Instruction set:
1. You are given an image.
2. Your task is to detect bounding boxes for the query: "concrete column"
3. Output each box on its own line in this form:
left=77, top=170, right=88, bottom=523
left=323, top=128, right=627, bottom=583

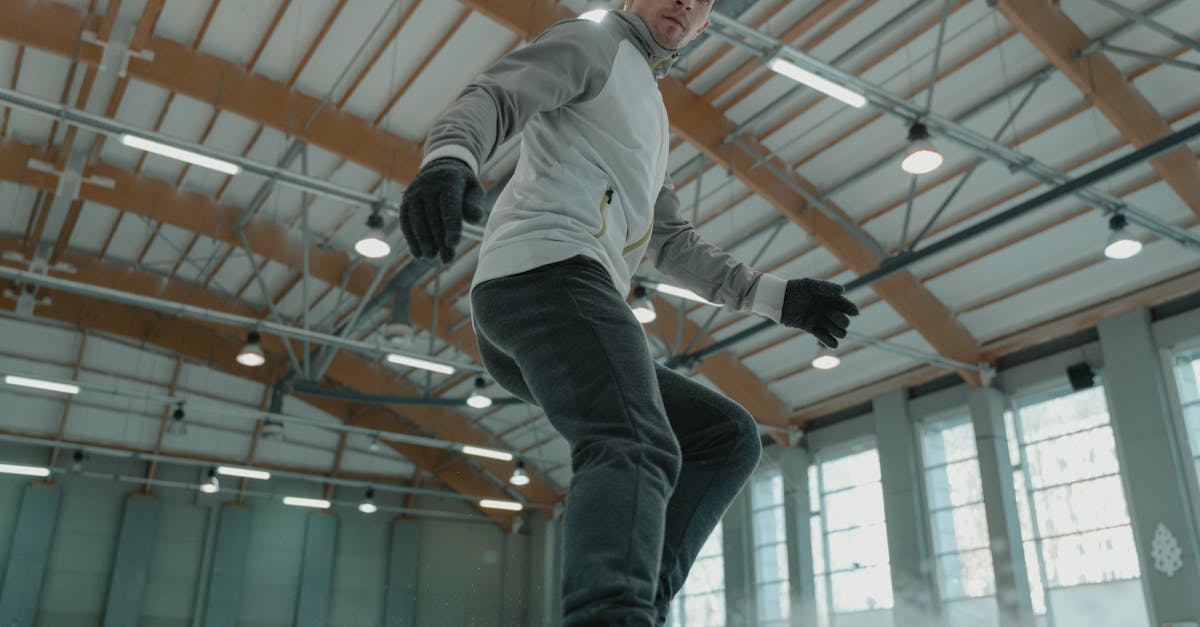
left=295, top=512, right=337, bottom=627
left=723, top=488, right=756, bottom=627
left=102, top=493, right=160, bottom=627
left=0, top=483, right=61, bottom=627
left=872, top=388, right=939, bottom=626
left=200, top=503, right=253, bottom=627
left=500, top=522, right=529, bottom=627
left=384, top=518, right=419, bottom=627
left=775, top=445, right=818, bottom=627
left=526, top=513, right=562, bottom=627
left=1097, top=307, right=1200, bottom=625
left=968, top=387, right=1035, bottom=627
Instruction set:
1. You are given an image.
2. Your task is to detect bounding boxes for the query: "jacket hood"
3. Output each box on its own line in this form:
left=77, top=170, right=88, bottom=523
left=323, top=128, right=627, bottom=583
left=608, top=11, right=680, bottom=79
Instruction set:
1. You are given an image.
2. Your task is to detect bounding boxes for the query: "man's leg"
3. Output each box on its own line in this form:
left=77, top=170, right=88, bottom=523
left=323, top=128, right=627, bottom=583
left=650, top=364, right=763, bottom=625
left=471, top=256, right=682, bottom=627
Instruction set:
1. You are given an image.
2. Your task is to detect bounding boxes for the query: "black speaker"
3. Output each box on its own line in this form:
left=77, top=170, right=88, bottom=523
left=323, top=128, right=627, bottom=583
left=1067, top=362, right=1095, bottom=391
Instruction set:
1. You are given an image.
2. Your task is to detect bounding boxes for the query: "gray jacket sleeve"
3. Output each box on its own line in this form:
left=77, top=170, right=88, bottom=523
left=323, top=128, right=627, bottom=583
left=646, top=174, right=766, bottom=311
left=421, top=19, right=614, bottom=173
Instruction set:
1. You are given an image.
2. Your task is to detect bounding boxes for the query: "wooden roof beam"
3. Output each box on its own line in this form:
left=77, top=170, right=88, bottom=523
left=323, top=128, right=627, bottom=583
left=996, top=0, right=1200, bottom=219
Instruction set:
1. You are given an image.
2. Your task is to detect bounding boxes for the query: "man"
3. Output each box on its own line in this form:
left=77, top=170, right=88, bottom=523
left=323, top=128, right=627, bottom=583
left=400, top=1, right=859, bottom=625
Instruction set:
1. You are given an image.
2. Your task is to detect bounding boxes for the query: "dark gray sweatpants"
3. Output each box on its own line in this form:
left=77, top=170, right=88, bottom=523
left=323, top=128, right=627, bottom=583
left=471, top=254, right=763, bottom=627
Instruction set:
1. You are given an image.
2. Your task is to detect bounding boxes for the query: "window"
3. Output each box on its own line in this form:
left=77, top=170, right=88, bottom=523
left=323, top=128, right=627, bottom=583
left=1172, top=348, right=1200, bottom=490
left=752, top=466, right=790, bottom=626
left=809, top=444, right=893, bottom=627
left=921, top=415, right=996, bottom=626
left=1006, top=384, right=1146, bottom=625
left=667, top=521, right=725, bottom=627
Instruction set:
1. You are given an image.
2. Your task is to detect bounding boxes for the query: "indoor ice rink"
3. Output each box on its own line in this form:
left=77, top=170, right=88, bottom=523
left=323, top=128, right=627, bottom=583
left=0, top=0, right=1199, bottom=625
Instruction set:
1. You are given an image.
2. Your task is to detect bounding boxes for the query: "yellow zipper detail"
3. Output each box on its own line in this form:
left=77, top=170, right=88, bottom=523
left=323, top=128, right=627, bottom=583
left=592, top=185, right=614, bottom=238
left=623, top=223, right=653, bottom=255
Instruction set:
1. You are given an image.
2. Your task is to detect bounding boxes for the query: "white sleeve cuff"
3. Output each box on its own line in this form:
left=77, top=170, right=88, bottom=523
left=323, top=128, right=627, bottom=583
left=421, top=145, right=479, bottom=175
left=749, top=273, right=787, bottom=324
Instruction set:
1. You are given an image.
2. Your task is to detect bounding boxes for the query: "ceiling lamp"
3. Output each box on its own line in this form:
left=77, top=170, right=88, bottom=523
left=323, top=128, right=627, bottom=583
left=200, top=467, right=220, bottom=494
left=355, top=212, right=391, bottom=258
left=467, top=376, right=493, bottom=409
left=580, top=9, right=608, bottom=22
left=260, top=418, right=285, bottom=441
left=359, top=488, right=378, bottom=514
left=811, top=344, right=841, bottom=370
left=631, top=285, right=656, bottom=324
left=167, top=403, right=187, bottom=435
left=1104, top=214, right=1142, bottom=260
left=236, top=331, right=266, bottom=367
left=217, top=465, right=271, bottom=480
left=510, top=460, right=531, bottom=486
left=71, top=450, right=85, bottom=473
left=900, top=122, right=943, bottom=175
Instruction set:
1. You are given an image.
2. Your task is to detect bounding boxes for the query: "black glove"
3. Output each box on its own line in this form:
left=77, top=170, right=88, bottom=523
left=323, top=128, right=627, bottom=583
left=400, top=157, right=484, bottom=263
left=780, top=278, right=860, bottom=349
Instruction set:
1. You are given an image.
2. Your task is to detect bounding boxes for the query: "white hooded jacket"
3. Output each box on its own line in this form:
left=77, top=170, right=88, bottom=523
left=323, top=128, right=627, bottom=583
left=422, top=11, right=786, bottom=320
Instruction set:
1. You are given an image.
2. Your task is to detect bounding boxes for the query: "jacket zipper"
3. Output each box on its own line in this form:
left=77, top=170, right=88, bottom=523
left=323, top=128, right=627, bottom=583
left=592, top=185, right=615, bottom=238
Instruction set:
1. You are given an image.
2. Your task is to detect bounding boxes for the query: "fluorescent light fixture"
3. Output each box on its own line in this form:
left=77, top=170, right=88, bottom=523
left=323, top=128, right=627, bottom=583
left=4, top=375, right=80, bottom=395
left=479, top=499, right=524, bottom=512
left=654, top=283, right=720, bottom=306
left=120, top=134, right=241, bottom=175
left=283, top=496, right=331, bottom=509
left=580, top=9, right=608, bottom=22
left=386, top=353, right=456, bottom=375
left=217, top=465, right=271, bottom=480
left=462, top=445, right=514, bottom=462
left=767, top=58, right=867, bottom=108
left=0, top=462, right=51, bottom=477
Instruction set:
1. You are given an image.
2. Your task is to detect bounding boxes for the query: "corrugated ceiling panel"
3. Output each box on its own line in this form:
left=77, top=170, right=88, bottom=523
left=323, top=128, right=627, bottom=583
left=69, top=202, right=121, bottom=255
left=0, top=181, right=36, bottom=237
left=293, top=1, right=398, bottom=101
left=203, top=0, right=300, bottom=74
left=380, top=11, right=517, bottom=141
left=155, top=0, right=216, bottom=47
left=172, top=235, right=227, bottom=285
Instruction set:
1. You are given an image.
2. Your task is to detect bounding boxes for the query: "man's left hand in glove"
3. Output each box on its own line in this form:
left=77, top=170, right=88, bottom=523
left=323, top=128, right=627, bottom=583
left=779, top=278, right=860, bottom=349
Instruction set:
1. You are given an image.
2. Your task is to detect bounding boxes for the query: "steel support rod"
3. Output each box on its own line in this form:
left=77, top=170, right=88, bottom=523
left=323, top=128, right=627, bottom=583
left=1087, top=0, right=1200, bottom=55
left=0, top=265, right=483, bottom=373
left=0, top=87, right=400, bottom=213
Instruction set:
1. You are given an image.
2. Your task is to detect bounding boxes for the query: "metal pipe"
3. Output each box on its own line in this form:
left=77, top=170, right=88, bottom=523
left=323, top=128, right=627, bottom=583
left=0, top=265, right=483, bottom=374
left=292, top=380, right=524, bottom=407
left=0, top=362, right=552, bottom=468
left=1086, top=0, right=1200, bottom=55
left=0, top=430, right=515, bottom=506
left=670, top=117, right=1200, bottom=366
left=1090, top=42, right=1200, bottom=72
left=704, top=3, right=1176, bottom=225
left=53, top=469, right=504, bottom=521
left=0, top=88, right=396, bottom=212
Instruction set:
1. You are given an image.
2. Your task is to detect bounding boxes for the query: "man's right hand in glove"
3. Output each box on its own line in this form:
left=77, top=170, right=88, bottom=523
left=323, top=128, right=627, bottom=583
left=400, top=157, right=485, bottom=263
left=779, top=278, right=860, bottom=349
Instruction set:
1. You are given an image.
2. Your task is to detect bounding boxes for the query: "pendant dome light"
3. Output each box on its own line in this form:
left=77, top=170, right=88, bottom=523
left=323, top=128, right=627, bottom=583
left=900, top=122, right=943, bottom=175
